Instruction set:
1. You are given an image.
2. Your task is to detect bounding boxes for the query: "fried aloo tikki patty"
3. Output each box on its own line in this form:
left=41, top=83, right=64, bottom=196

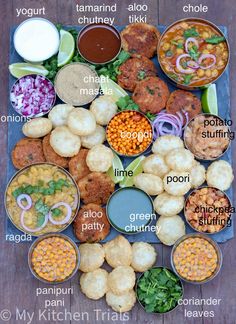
left=78, top=172, right=115, bottom=205
left=12, top=138, right=45, bottom=169
left=166, top=90, right=202, bottom=123
left=132, top=76, right=170, bottom=114
left=42, top=134, right=69, bottom=168
left=68, top=149, right=90, bottom=182
left=73, top=203, right=110, bottom=242
left=121, top=23, right=161, bottom=58
left=118, top=57, right=157, bottom=92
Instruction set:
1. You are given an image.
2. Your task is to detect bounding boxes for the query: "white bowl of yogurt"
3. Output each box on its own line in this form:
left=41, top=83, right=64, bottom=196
left=14, top=18, right=60, bottom=63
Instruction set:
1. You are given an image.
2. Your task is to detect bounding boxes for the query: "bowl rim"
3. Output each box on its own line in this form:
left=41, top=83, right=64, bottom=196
left=135, top=266, right=184, bottom=314
left=170, top=233, right=223, bottom=284
left=13, top=17, right=60, bottom=62
left=10, top=74, right=56, bottom=118
left=54, top=62, right=100, bottom=106
left=4, top=162, right=80, bottom=237
left=28, top=232, right=80, bottom=284
left=184, top=185, right=233, bottom=235
left=157, top=17, right=230, bottom=90
left=106, top=109, right=153, bottom=158
left=183, top=112, right=231, bottom=161
left=106, top=187, right=155, bottom=235
left=77, top=23, right=122, bottom=65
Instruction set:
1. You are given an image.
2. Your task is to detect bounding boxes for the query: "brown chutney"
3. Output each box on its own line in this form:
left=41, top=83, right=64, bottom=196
left=78, top=23, right=121, bottom=64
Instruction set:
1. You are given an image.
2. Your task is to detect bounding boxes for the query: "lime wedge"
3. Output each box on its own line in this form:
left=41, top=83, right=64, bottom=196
left=100, top=76, right=128, bottom=101
left=57, top=29, right=75, bottom=67
left=107, top=153, right=124, bottom=184
left=9, top=63, right=49, bottom=78
left=201, top=84, right=218, bottom=115
left=119, top=155, right=145, bottom=188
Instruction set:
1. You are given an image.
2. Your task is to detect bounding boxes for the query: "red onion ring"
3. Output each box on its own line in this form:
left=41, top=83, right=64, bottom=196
left=48, top=202, right=72, bottom=225
left=176, top=54, right=195, bottom=74
left=198, top=54, right=216, bottom=70
left=17, top=194, right=32, bottom=210
left=20, top=210, right=48, bottom=233
left=185, top=37, right=199, bottom=53
left=187, top=60, right=199, bottom=69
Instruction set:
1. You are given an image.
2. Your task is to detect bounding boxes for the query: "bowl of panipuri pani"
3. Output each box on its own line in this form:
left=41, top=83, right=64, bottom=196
left=158, top=18, right=229, bottom=90
left=28, top=233, right=80, bottom=284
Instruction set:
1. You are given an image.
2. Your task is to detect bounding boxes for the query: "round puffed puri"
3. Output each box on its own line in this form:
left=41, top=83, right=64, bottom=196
left=206, top=160, right=234, bottom=191
left=79, top=243, right=105, bottom=272
left=165, top=148, right=195, bottom=172
left=142, top=154, right=170, bottom=178
left=22, top=117, right=52, bottom=138
left=106, top=289, right=136, bottom=312
left=86, top=144, right=113, bottom=172
left=103, top=235, right=132, bottom=268
left=50, top=126, right=81, bottom=157
left=134, top=173, right=163, bottom=195
left=67, top=108, right=96, bottom=136
left=152, top=135, right=184, bottom=156
left=131, top=242, right=157, bottom=272
left=153, top=192, right=184, bottom=217
left=80, top=269, right=108, bottom=300
left=107, top=266, right=136, bottom=295
left=156, top=215, right=186, bottom=246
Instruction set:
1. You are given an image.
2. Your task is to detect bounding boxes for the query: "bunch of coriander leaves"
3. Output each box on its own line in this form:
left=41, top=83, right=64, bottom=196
left=137, top=268, right=183, bottom=313
left=43, top=24, right=130, bottom=82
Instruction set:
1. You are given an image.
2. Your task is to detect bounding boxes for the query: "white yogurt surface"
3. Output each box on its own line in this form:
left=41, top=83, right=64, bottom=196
left=14, top=18, right=60, bottom=62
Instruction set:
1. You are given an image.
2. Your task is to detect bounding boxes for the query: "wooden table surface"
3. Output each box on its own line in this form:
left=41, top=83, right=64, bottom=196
left=0, top=1, right=235, bottom=323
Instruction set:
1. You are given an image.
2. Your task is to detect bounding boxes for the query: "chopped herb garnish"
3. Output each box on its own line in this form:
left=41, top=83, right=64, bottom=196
left=183, top=27, right=199, bottom=38
left=116, top=95, right=139, bottom=111
left=171, top=40, right=179, bottom=46
left=183, top=74, right=193, bottom=85
left=36, top=213, right=46, bottom=227
left=146, top=86, right=155, bottom=95
left=167, top=73, right=179, bottom=82
left=138, top=70, right=146, bottom=80
left=189, top=45, right=200, bottom=61
left=146, top=112, right=157, bottom=121
left=35, top=199, right=49, bottom=216
left=205, top=35, right=225, bottom=44
left=51, top=208, right=62, bottom=217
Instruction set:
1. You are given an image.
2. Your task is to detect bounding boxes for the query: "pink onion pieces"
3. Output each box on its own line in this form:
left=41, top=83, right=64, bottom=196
left=185, top=37, right=199, bottom=53
left=17, top=194, right=32, bottom=210
left=48, top=202, right=72, bottom=225
left=198, top=54, right=216, bottom=70
left=187, top=60, right=199, bottom=69
left=176, top=54, right=195, bottom=74
left=10, top=75, right=55, bottom=117
left=20, top=210, right=48, bottom=233
left=152, top=110, right=188, bottom=140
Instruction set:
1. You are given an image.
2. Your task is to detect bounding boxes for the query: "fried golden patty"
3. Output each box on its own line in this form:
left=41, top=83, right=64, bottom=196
left=12, top=138, right=45, bottom=169
left=166, top=90, right=202, bottom=123
left=118, top=57, right=157, bottom=92
left=73, top=203, right=110, bottom=242
left=78, top=172, right=115, bottom=205
left=42, top=134, right=69, bottom=168
left=68, top=149, right=90, bottom=182
left=132, top=76, right=170, bottom=114
left=121, top=23, right=161, bottom=58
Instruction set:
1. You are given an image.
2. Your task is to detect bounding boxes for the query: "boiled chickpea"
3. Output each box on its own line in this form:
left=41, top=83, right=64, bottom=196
left=162, top=43, right=170, bottom=51
left=206, top=44, right=213, bottom=50
left=205, top=69, right=212, bottom=77
left=202, top=49, right=209, bottom=54
left=202, top=31, right=209, bottom=39
left=197, top=69, right=205, bottom=77
left=212, top=69, right=219, bottom=77
left=176, top=48, right=184, bottom=54
left=218, top=60, right=224, bottom=67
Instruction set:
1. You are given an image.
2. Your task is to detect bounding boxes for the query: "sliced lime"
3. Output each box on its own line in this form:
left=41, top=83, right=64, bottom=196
left=107, top=153, right=124, bottom=184
left=201, top=84, right=218, bottom=115
left=9, top=63, right=49, bottom=78
left=119, top=155, right=145, bottom=188
left=100, top=76, right=128, bottom=101
left=57, top=29, right=75, bottom=67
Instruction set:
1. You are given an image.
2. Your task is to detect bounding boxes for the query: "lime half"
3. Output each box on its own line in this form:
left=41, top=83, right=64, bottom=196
left=9, top=63, right=49, bottom=78
left=107, top=153, right=124, bottom=184
left=119, top=156, right=145, bottom=188
left=201, top=84, right=218, bottom=115
left=100, top=77, right=128, bottom=101
left=57, top=30, right=75, bottom=67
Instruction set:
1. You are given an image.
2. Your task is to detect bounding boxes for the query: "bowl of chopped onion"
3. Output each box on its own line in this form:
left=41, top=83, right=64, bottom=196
left=10, top=74, right=56, bottom=118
